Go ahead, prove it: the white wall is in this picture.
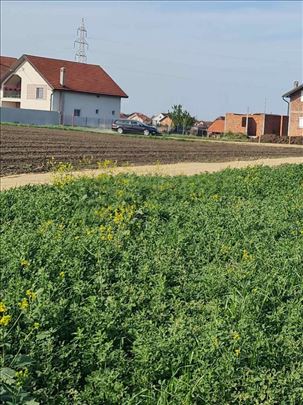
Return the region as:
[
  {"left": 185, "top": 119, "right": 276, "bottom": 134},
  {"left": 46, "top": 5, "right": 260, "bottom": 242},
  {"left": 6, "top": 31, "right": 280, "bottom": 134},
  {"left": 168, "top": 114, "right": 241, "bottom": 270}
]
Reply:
[
  {"left": 52, "top": 91, "right": 121, "bottom": 121},
  {"left": 1, "top": 60, "right": 52, "bottom": 110},
  {"left": 152, "top": 113, "right": 165, "bottom": 126}
]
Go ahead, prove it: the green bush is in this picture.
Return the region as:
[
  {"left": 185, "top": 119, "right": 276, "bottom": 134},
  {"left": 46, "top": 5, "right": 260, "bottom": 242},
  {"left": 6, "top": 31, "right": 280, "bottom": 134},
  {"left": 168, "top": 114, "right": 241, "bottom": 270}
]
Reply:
[
  {"left": 1, "top": 165, "right": 303, "bottom": 404},
  {"left": 221, "top": 131, "right": 248, "bottom": 141}
]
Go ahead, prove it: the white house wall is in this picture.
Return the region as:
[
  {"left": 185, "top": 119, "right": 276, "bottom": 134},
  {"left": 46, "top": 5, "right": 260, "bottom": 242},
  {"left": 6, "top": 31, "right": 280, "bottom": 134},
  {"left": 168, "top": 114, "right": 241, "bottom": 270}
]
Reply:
[
  {"left": 152, "top": 113, "right": 165, "bottom": 126},
  {"left": 1, "top": 60, "right": 53, "bottom": 110},
  {"left": 53, "top": 91, "right": 121, "bottom": 122}
]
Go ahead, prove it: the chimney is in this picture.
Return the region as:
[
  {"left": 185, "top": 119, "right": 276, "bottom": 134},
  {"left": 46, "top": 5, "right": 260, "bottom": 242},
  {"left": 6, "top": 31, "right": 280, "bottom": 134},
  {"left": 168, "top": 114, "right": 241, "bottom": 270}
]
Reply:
[
  {"left": 60, "top": 67, "right": 66, "bottom": 87},
  {"left": 293, "top": 80, "right": 299, "bottom": 88}
]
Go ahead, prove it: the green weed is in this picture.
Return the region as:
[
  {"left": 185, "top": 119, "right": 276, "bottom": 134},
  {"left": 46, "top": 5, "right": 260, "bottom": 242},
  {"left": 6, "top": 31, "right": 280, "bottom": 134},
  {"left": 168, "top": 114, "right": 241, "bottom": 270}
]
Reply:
[{"left": 1, "top": 164, "right": 303, "bottom": 404}]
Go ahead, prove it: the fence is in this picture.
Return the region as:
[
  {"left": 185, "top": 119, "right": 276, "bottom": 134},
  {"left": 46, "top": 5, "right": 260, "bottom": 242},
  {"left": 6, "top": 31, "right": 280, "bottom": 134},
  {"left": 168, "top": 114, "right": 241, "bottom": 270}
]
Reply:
[
  {"left": 62, "top": 115, "right": 114, "bottom": 129},
  {"left": 0, "top": 107, "right": 60, "bottom": 126}
]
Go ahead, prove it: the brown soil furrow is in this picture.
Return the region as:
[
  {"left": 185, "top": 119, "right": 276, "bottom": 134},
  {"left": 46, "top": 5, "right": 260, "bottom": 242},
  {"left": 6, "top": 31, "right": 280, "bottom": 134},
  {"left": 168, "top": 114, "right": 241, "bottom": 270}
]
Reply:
[{"left": 1, "top": 124, "right": 302, "bottom": 176}]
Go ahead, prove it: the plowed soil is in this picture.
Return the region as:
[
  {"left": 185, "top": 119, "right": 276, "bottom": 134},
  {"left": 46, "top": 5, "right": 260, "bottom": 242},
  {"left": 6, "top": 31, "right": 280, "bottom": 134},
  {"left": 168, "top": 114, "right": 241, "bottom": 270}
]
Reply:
[{"left": 1, "top": 125, "right": 302, "bottom": 176}]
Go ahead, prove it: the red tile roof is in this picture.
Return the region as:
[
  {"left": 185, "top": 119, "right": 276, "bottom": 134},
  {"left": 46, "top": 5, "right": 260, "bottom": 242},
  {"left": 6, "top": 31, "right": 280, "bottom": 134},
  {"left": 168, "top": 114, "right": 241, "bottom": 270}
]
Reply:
[
  {"left": 0, "top": 56, "right": 18, "bottom": 78},
  {"left": 207, "top": 117, "right": 225, "bottom": 133},
  {"left": 4, "top": 54, "right": 127, "bottom": 98},
  {"left": 128, "top": 112, "right": 152, "bottom": 123}
]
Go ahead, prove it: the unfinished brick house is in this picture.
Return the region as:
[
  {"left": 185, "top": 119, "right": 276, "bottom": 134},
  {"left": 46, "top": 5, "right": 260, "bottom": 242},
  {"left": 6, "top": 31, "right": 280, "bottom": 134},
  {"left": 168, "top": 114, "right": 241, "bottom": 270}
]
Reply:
[
  {"left": 282, "top": 82, "right": 303, "bottom": 137},
  {"left": 224, "top": 113, "right": 288, "bottom": 137}
]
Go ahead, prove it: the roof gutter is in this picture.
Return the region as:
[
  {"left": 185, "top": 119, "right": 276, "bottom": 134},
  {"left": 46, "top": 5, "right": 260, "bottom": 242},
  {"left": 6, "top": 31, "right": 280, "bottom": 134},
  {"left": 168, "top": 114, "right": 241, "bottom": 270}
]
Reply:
[
  {"left": 282, "top": 95, "right": 290, "bottom": 137},
  {"left": 282, "top": 95, "right": 289, "bottom": 116}
]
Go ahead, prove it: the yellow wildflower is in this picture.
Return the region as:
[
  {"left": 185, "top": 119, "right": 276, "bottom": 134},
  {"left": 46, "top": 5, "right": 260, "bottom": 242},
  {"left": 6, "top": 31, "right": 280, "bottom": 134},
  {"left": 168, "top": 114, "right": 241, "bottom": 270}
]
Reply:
[
  {"left": 100, "top": 225, "right": 114, "bottom": 241},
  {"left": 20, "top": 259, "right": 29, "bottom": 268},
  {"left": 113, "top": 210, "right": 124, "bottom": 224},
  {"left": 0, "top": 315, "right": 12, "bottom": 326},
  {"left": 116, "top": 189, "right": 125, "bottom": 198},
  {"left": 19, "top": 298, "right": 29, "bottom": 310},
  {"left": 242, "top": 249, "right": 252, "bottom": 261},
  {"left": 232, "top": 332, "right": 241, "bottom": 341},
  {"left": 220, "top": 244, "right": 230, "bottom": 254},
  {"left": 16, "top": 368, "right": 29, "bottom": 379},
  {"left": 235, "top": 349, "right": 241, "bottom": 357},
  {"left": 26, "top": 290, "right": 37, "bottom": 300},
  {"left": 59, "top": 271, "right": 65, "bottom": 278},
  {"left": 212, "top": 337, "right": 219, "bottom": 348},
  {"left": 0, "top": 302, "right": 7, "bottom": 313},
  {"left": 33, "top": 322, "right": 40, "bottom": 329}
]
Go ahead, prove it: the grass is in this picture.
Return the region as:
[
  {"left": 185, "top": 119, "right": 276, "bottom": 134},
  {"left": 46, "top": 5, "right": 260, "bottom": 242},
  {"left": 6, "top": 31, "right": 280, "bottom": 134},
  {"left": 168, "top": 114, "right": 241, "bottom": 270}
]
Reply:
[{"left": 1, "top": 164, "right": 303, "bottom": 404}]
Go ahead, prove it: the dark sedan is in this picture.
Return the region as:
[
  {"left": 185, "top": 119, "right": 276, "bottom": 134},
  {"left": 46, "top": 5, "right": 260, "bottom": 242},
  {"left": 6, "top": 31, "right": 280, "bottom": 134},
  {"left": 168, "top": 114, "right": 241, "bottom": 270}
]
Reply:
[{"left": 112, "top": 120, "right": 159, "bottom": 135}]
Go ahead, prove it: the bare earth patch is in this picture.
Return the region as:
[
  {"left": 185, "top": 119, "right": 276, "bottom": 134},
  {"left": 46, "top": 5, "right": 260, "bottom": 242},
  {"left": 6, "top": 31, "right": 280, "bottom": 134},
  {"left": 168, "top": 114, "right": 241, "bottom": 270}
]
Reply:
[{"left": 1, "top": 124, "right": 302, "bottom": 176}]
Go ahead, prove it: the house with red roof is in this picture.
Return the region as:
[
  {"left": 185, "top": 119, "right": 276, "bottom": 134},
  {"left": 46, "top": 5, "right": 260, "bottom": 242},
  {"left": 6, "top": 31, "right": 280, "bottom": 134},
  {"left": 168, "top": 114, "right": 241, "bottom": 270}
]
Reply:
[
  {"left": 127, "top": 112, "right": 152, "bottom": 125},
  {"left": 0, "top": 54, "right": 128, "bottom": 124},
  {"left": 207, "top": 116, "right": 225, "bottom": 136}
]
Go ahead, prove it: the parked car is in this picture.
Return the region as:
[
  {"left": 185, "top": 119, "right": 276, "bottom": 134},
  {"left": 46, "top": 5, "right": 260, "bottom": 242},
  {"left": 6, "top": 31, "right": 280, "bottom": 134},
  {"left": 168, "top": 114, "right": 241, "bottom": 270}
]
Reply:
[{"left": 112, "top": 120, "right": 159, "bottom": 135}]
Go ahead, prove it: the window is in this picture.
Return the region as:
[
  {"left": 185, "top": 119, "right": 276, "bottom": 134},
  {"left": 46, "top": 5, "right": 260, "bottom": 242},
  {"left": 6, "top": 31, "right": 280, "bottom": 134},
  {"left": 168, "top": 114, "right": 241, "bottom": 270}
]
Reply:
[
  {"left": 74, "top": 109, "right": 81, "bottom": 117},
  {"left": 95, "top": 109, "right": 99, "bottom": 114},
  {"left": 112, "top": 110, "right": 115, "bottom": 116},
  {"left": 36, "top": 87, "right": 44, "bottom": 99},
  {"left": 299, "top": 117, "right": 303, "bottom": 128},
  {"left": 241, "top": 117, "right": 247, "bottom": 127}
]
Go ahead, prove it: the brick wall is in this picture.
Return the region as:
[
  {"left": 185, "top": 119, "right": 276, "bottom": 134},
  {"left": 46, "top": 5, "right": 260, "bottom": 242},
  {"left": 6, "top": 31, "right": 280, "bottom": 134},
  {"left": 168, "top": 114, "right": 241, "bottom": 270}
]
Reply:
[
  {"left": 225, "top": 113, "right": 247, "bottom": 134},
  {"left": 281, "top": 116, "right": 289, "bottom": 136},
  {"left": 225, "top": 113, "right": 265, "bottom": 136},
  {"left": 251, "top": 115, "right": 264, "bottom": 137},
  {"left": 225, "top": 113, "right": 288, "bottom": 137},
  {"left": 289, "top": 90, "right": 303, "bottom": 136},
  {"left": 264, "top": 115, "right": 288, "bottom": 136}
]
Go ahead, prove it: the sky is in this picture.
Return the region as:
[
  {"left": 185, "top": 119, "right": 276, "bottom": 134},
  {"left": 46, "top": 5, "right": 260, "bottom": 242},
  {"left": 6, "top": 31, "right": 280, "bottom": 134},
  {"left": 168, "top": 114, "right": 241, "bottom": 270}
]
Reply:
[{"left": 1, "top": 1, "right": 302, "bottom": 120}]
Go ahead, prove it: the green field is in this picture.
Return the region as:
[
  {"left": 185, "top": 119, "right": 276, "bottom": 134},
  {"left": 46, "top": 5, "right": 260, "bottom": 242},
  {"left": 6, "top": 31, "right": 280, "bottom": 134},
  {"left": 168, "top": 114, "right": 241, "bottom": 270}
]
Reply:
[{"left": 1, "top": 165, "right": 303, "bottom": 404}]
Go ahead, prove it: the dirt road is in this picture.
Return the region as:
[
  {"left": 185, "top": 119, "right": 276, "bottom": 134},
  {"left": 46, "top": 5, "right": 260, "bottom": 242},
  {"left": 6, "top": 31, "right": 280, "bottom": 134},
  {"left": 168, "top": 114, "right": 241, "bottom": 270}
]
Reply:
[{"left": 1, "top": 157, "right": 302, "bottom": 191}]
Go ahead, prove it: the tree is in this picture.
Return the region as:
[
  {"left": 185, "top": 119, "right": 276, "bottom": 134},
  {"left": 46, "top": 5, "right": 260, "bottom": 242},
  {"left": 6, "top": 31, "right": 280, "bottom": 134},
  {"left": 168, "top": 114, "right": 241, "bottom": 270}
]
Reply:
[{"left": 169, "top": 104, "right": 196, "bottom": 134}]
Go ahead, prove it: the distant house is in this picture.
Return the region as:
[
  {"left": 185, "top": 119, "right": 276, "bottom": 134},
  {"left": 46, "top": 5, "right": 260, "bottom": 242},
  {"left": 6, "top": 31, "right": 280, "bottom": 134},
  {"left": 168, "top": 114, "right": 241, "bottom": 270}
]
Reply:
[
  {"left": 190, "top": 120, "right": 212, "bottom": 136},
  {"left": 0, "top": 54, "right": 128, "bottom": 125},
  {"left": 207, "top": 116, "right": 225, "bottom": 136},
  {"left": 151, "top": 113, "right": 173, "bottom": 132},
  {"left": 224, "top": 113, "right": 288, "bottom": 137},
  {"left": 152, "top": 112, "right": 167, "bottom": 126},
  {"left": 282, "top": 82, "right": 303, "bottom": 137},
  {"left": 158, "top": 115, "right": 173, "bottom": 132},
  {"left": 128, "top": 112, "right": 152, "bottom": 124},
  {"left": 120, "top": 113, "right": 130, "bottom": 119}
]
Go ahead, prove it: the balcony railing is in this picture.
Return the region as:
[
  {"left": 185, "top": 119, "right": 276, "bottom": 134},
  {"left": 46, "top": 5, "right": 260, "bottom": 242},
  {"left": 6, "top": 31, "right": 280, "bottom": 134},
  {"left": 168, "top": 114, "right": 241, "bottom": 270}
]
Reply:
[{"left": 3, "top": 90, "right": 21, "bottom": 98}]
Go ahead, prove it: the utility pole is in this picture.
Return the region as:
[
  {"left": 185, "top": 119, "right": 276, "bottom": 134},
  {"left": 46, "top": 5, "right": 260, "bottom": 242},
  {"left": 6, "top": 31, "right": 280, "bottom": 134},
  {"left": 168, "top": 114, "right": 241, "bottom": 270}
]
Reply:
[
  {"left": 246, "top": 107, "right": 249, "bottom": 136},
  {"left": 74, "top": 18, "right": 88, "bottom": 63}
]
